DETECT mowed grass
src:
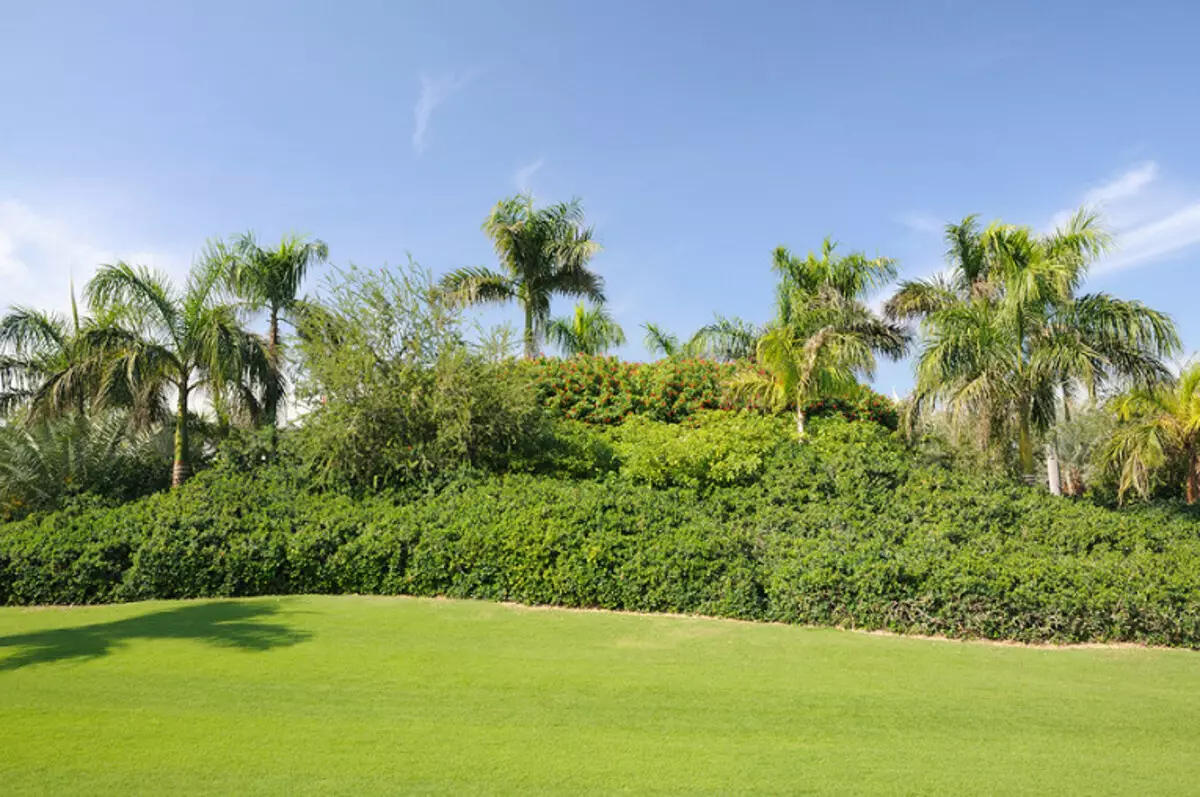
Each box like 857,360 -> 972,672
2,596 -> 1199,795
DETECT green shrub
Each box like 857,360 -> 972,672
293,264 -> 546,491
606,411 -> 791,488
518,355 -> 898,429
3,419 -> 1199,647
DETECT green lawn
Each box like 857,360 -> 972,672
2,596 -> 1198,795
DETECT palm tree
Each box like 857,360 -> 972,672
642,316 -> 762,361
692,314 -> 762,362
547,302 -> 626,357
439,194 -> 603,357
891,209 -> 1178,485
641,322 -> 683,358
0,411 -> 158,519
221,232 -> 329,425
1105,363 -> 1200,504
731,241 -> 908,436
0,286 -> 109,419
85,259 -> 275,487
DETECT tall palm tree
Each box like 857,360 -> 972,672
221,232 -> 329,425
0,286 -> 109,419
85,259 -> 275,487
890,209 -> 1178,484
439,194 -> 603,357
547,302 -> 626,357
731,241 -> 908,436
1105,363 -> 1200,504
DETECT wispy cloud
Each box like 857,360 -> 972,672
1084,161 -> 1159,206
0,199 -> 185,315
1099,201 -> 1200,275
513,158 -> 544,193
1049,161 -> 1200,276
896,212 -> 944,235
412,70 -> 476,155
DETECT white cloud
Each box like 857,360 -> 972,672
896,212 -> 943,235
412,70 -> 476,155
513,158 -> 544,193
0,199 -> 186,316
1049,161 -> 1200,276
1096,202 -> 1200,275
1083,161 -> 1160,206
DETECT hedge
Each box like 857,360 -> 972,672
3,419 -> 1199,647
516,355 -> 900,429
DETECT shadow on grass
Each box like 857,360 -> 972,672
0,600 -> 312,672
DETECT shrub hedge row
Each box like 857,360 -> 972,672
3,419 -> 1198,647
518,355 -> 900,429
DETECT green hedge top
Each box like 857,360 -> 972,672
514,355 -> 899,429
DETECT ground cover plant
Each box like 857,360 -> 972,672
3,595 -> 1200,795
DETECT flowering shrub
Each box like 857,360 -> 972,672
513,355 -> 897,429
803,390 -> 899,431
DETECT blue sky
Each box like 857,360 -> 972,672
3,0 -> 1199,394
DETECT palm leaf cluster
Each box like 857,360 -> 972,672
547,303 -> 626,357
731,239 -> 908,436
1,232 -> 326,488
888,209 -> 1179,479
440,194 -> 603,358
0,412 -> 163,518
642,315 -> 762,362
1104,363 -> 1200,503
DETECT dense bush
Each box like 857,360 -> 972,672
4,418 -> 1199,647
606,411 -> 791,488
519,355 -> 898,428
293,264 -> 546,491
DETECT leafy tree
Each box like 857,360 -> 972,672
295,261 -> 544,491
890,210 -> 1178,484
439,194 -> 603,357
84,259 -> 275,487
221,232 -> 329,425
1105,363 -> 1200,504
547,302 -> 626,356
730,240 -> 907,436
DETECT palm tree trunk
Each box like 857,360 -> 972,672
268,307 -> 280,361
265,306 -> 281,426
1187,453 -> 1199,505
796,405 -> 806,438
1017,407 -> 1035,482
1046,441 -> 1062,496
172,383 -> 190,488
523,302 -> 537,359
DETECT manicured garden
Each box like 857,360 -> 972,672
3,595 -> 1199,795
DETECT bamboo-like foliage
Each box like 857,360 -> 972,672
439,194 -> 603,357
